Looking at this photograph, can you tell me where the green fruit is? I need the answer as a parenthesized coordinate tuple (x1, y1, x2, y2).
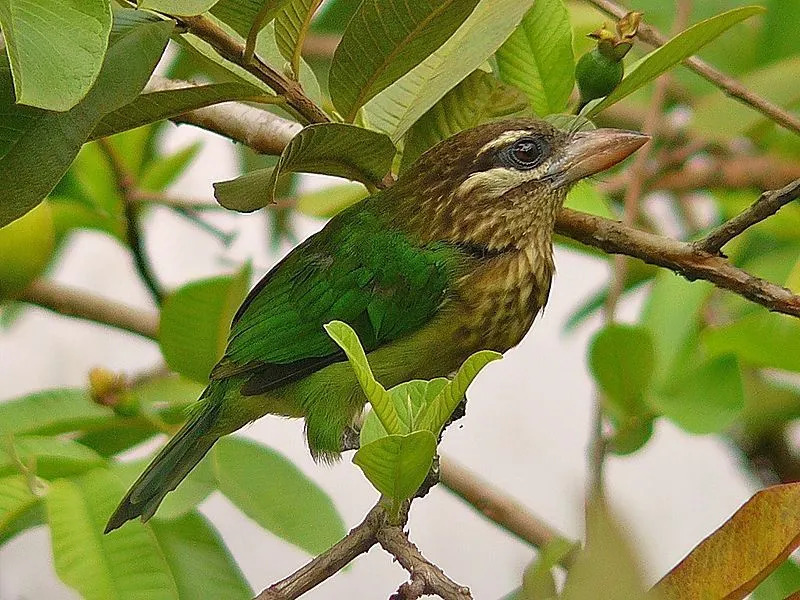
(0, 202, 56, 299)
(576, 47, 625, 106)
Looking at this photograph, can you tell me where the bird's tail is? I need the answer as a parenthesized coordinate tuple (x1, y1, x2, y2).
(105, 390, 222, 533)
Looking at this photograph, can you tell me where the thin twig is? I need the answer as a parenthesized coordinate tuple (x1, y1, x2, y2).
(376, 526, 472, 600)
(19, 280, 159, 340)
(177, 15, 329, 125)
(693, 178, 800, 254)
(583, 0, 800, 136)
(439, 457, 577, 568)
(254, 502, 385, 600)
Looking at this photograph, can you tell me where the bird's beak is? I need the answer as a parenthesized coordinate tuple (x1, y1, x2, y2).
(546, 128, 650, 186)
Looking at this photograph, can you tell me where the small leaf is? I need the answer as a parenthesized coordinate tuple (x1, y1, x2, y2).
(588, 324, 655, 418)
(329, 0, 481, 121)
(0, 436, 105, 480)
(363, 0, 534, 142)
(150, 511, 252, 599)
(0, 0, 112, 111)
(212, 437, 345, 555)
(417, 350, 501, 434)
(295, 183, 369, 219)
(275, 0, 323, 78)
(139, 0, 220, 15)
(652, 355, 744, 434)
(495, 0, 574, 116)
(324, 321, 401, 435)
(0, 475, 37, 534)
(214, 123, 395, 212)
(140, 143, 203, 192)
(353, 431, 437, 500)
(519, 538, 580, 599)
(159, 266, 251, 383)
(0, 389, 112, 437)
(47, 469, 178, 600)
(91, 82, 263, 140)
(0, 14, 173, 226)
(587, 6, 766, 117)
(652, 483, 800, 600)
(400, 70, 530, 170)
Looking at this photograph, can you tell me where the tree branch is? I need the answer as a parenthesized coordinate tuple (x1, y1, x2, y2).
(176, 15, 329, 125)
(254, 502, 385, 600)
(376, 526, 472, 600)
(583, 0, 800, 136)
(693, 178, 800, 254)
(19, 280, 159, 340)
(439, 457, 576, 567)
(555, 208, 800, 318)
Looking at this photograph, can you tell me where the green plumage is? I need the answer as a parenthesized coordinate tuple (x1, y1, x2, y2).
(107, 118, 646, 532)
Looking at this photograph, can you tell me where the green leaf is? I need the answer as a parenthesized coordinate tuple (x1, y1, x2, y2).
(211, 0, 283, 38)
(139, 0, 220, 14)
(150, 511, 252, 599)
(294, 182, 369, 218)
(353, 431, 437, 500)
(275, 0, 323, 78)
(0, 0, 112, 111)
(91, 82, 263, 141)
(400, 70, 530, 171)
(324, 320, 401, 435)
(47, 469, 179, 600)
(0, 496, 43, 546)
(0, 200, 55, 299)
(329, 0, 481, 121)
(0, 436, 105, 479)
(363, 0, 534, 142)
(0, 389, 112, 436)
(586, 6, 766, 117)
(0, 16, 173, 227)
(751, 558, 800, 600)
(653, 355, 744, 434)
(495, 0, 574, 117)
(588, 324, 655, 418)
(159, 266, 251, 383)
(417, 350, 501, 434)
(0, 475, 37, 534)
(140, 143, 203, 192)
(703, 312, 800, 373)
(215, 123, 395, 212)
(212, 437, 345, 555)
(519, 538, 580, 600)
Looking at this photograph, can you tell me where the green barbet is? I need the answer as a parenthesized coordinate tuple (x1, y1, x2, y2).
(106, 119, 647, 532)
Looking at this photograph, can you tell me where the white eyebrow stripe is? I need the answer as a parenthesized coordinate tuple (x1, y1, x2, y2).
(477, 130, 534, 156)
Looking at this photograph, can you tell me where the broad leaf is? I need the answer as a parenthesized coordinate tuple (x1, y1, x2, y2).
(139, 0, 220, 14)
(586, 6, 765, 117)
(212, 437, 345, 555)
(0, 475, 37, 534)
(0, 200, 55, 299)
(652, 355, 744, 434)
(215, 123, 394, 212)
(417, 350, 501, 434)
(329, 0, 481, 121)
(353, 431, 437, 500)
(0, 389, 112, 436)
(0, 436, 105, 479)
(294, 182, 369, 219)
(653, 483, 800, 600)
(47, 469, 179, 600)
(0, 16, 173, 226)
(91, 82, 263, 140)
(0, 0, 112, 111)
(275, 0, 323, 78)
(518, 538, 580, 600)
(159, 266, 251, 383)
(363, 0, 534, 142)
(495, 0, 574, 117)
(325, 320, 400, 435)
(211, 0, 286, 38)
(150, 511, 252, 599)
(400, 70, 530, 170)
(588, 324, 655, 419)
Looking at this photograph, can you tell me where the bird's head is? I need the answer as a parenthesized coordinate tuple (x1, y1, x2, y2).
(392, 118, 648, 251)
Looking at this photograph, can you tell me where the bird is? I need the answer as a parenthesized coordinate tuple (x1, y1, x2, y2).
(106, 118, 647, 532)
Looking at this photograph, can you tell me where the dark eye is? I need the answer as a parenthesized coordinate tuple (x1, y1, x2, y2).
(500, 137, 545, 170)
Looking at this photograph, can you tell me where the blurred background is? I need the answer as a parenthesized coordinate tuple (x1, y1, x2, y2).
(1, 0, 799, 597)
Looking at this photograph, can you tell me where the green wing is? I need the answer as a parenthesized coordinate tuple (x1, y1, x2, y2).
(210, 206, 460, 395)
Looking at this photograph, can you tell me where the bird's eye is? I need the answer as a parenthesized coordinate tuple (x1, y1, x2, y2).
(500, 137, 546, 170)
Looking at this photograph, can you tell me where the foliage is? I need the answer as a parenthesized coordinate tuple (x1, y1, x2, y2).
(1, 0, 800, 598)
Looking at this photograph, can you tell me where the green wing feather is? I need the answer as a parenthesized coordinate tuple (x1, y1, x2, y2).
(211, 204, 461, 395)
